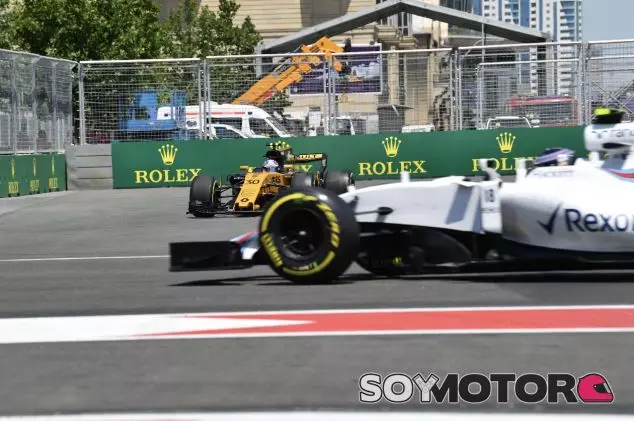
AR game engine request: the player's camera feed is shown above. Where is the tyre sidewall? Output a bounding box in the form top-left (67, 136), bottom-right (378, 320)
top-left (324, 170), bottom-right (354, 195)
top-left (259, 188), bottom-right (359, 283)
top-left (290, 172), bottom-right (315, 189)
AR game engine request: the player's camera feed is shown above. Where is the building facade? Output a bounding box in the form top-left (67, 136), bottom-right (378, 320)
top-left (470, 0), bottom-right (582, 96)
top-left (157, 0), bottom-right (452, 132)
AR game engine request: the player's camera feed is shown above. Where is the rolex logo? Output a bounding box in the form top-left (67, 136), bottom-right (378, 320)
top-left (158, 144), bottom-right (178, 166)
top-left (496, 132), bottom-right (515, 154)
top-left (382, 136), bottom-right (402, 158)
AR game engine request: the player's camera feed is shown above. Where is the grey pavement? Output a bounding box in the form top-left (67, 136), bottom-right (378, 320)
top-left (0, 185), bottom-right (632, 415)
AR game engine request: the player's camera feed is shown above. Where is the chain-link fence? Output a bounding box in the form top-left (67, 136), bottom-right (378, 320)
top-left (455, 42), bottom-right (584, 130)
top-left (585, 40), bottom-right (634, 123)
top-left (0, 49), bottom-right (76, 154)
top-left (329, 48), bottom-right (454, 135)
top-left (69, 38), bottom-right (634, 143)
top-left (78, 58), bottom-right (202, 144)
top-left (205, 52), bottom-right (330, 138)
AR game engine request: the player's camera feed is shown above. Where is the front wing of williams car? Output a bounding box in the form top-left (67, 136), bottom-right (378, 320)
top-left (170, 230), bottom-right (264, 272)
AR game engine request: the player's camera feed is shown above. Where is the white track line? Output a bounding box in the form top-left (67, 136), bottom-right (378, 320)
top-left (0, 413), bottom-right (629, 421)
top-left (0, 255), bottom-right (169, 262)
top-left (0, 314), bottom-right (310, 344)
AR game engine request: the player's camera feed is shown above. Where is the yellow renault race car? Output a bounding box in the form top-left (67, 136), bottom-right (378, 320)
top-left (187, 142), bottom-right (355, 217)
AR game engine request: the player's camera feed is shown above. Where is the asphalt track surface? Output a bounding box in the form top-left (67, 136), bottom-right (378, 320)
top-left (1, 184), bottom-right (634, 416)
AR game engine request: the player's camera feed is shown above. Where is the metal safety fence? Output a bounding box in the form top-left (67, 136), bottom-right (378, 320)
top-left (0, 49), bottom-right (76, 154)
top-left (0, 38), bottom-right (624, 146)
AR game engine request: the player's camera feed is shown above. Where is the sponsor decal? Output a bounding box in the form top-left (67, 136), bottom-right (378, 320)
top-left (530, 169), bottom-right (575, 178)
top-left (8, 158), bottom-right (19, 195)
top-left (273, 141), bottom-right (315, 172)
top-left (358, 136), bottom-right (427, 176)
top-left (29, 157), bottom-right (40, 194)
top-left (359, 371), bottom-right (613, 404)
top-left (539, 203), bottom-right (634, 234)
top-left (471, 132), bottom-right (535, 173)
top-left (133, 144), bottom-right (202, 185)
top-left (48, 156), bottom-right (59, 191)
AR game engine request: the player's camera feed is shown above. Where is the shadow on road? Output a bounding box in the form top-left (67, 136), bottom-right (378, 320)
top-left (170, 270), bottom-right (634, 287)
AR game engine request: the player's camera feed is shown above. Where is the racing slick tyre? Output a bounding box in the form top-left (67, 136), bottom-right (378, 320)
top-left (324, 170), bottom-right (355, 195)
top-left (290, 172), bottom-right (316, 189)
top-left (188, 175), bottom-right (220, 218)
top-left (258, 187), bottom-right (360, 284)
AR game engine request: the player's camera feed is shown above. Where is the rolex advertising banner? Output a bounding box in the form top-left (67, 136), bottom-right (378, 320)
top-left (111, 126), bottom-right (586, 189)
top-left (0, 154), bottom-right (67, 198)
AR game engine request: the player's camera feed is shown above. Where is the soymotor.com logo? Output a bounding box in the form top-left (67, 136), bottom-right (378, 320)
top-left (359, 372), bottom-right (613, 404)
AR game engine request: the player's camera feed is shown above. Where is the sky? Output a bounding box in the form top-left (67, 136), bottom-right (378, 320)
top-left (583, 0), bottom-right (634, 41)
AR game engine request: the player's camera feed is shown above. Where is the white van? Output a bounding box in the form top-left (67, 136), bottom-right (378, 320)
top-left (158, 102), bottom-right (292, 138)
top-left (401, 124), bottom-right (435, 133)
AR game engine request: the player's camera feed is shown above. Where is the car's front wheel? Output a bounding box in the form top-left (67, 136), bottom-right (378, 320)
top-left (258, 187), bottom-right (360, 284)
top-left (188, 175), bottom-right (220, 217)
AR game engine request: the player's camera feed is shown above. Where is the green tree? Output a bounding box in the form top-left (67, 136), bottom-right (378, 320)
top-left (163, 0), bottom-right (296, 114)
top-left (10, 0), bottom-right (168, 61)
top-left (164, 0), bottom-right (261, 58)
top-left (0, 0), bottom-right (15, 50)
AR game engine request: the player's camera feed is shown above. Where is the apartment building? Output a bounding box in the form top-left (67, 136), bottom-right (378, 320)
top-left (472, 0), bottom-right (583, 95)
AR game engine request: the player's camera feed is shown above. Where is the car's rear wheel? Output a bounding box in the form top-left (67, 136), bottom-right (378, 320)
top-left (290, 172), bottom-right (316, 189)
top-left (189, 175), bottom-right (220, 218)
top-left (324, 170), bottom-right (355, 195)
top-left (258, 187), bottom-right (359, 284)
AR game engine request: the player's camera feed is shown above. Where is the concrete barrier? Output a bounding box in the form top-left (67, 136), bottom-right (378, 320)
top-left (66, 144), bottom-right (113, 190)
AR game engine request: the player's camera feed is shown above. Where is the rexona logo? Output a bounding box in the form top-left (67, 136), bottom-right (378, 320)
top-left (358, 136), bottom-right (427, 176)
top-left (134, 144), bottom-right (202, 184)
top-left (539, 203), bottom-right (634, 234)
top-left (471, 132), bottom-right (536, 173)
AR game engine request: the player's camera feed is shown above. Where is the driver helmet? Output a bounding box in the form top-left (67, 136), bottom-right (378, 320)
top-left (263, 149), bottom-right (282, 172)
top-left (534, 147), bottom-right (577, 167)
top-left (263, 158), bottom-right (280, 172)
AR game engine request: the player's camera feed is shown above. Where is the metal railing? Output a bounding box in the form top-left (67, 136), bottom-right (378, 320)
top-left (0, 49), bottom-right (76, 154)
top-left (5, 38), bottom-right (634, 149)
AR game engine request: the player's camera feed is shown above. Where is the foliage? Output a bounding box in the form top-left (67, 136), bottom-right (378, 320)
top-left (10, 0), bottom-right (168, 62)
top-left (2, 0), bottom-right (300, 139)
top-left (0, 0), bottom-right (15, 50)
top-left (164, 0), bottom-right (262, 59)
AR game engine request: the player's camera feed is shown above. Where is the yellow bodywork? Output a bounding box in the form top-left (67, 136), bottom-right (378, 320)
top-left (233, 171), bottom-right (292, 211)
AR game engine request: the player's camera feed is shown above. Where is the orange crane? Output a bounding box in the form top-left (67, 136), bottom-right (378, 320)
top-left (232, 37), bottom-right (344, 106)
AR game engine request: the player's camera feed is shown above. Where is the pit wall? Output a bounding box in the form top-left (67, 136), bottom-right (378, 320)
top-left (0, 154), bottom-right (67, 198)
top-left (110, 126), bottom-right (586, 189)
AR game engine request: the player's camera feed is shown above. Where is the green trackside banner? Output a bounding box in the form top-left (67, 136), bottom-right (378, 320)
top-left (0, 154), bottom-right (67, 198)
top-left (111, 126), bottom-right (586, 189)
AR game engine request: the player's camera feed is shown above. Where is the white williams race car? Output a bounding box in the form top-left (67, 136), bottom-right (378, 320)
top-left (169, 109), bottom-right (634, 284)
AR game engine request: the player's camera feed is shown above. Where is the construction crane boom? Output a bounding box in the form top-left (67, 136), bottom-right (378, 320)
top-left (232, 37), bottom-right (344, 106)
